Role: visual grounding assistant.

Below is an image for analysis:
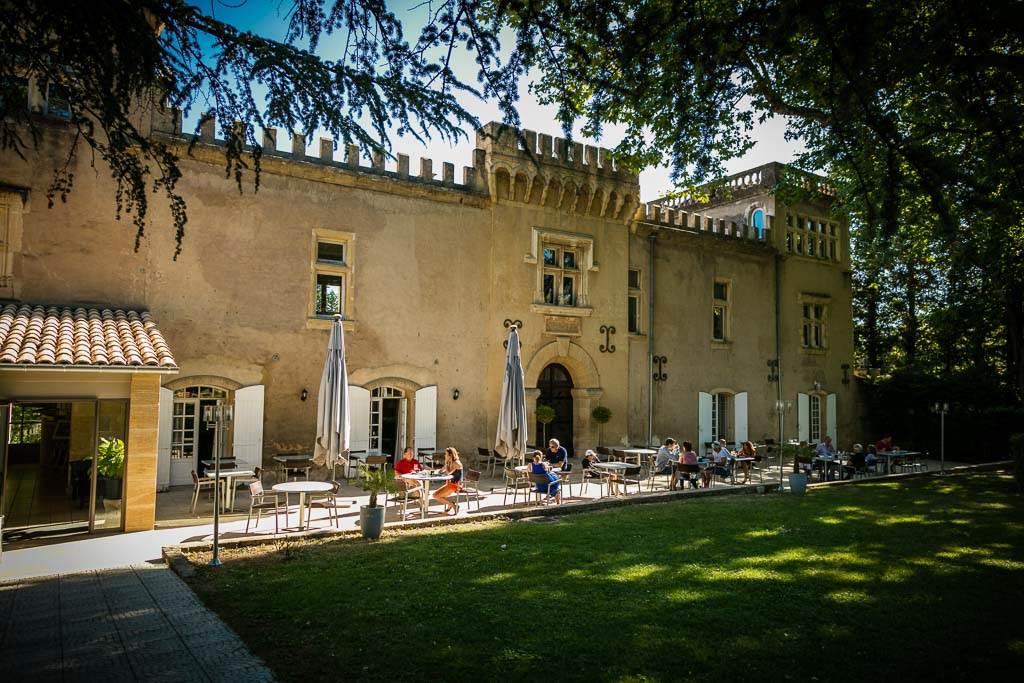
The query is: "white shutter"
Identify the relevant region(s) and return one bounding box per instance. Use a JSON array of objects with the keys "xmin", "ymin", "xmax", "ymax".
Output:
[
  {"xmin": 797, "ymin": 392, "xmax": 809, "ymax": 443},
  {"xmin": 157, "ymin": 387, "xmax": 173, "ymax": 491},
  {"xmin": 397, "ymin": 397, "xmax": 408, "ymax": 457},
  {"xmin": 734, "ymin": 392, "xmax": 748, "ymax": 444},
  {"xmin": 348, "ymin": 385, "xmax": 371, "ymax": 452},
  {"xmin": 826, "ymin": 393, "xmax": 837, "ymax": 445},
  {"xmin": 414, "ymin": 385, "xmax": 437, "ymax": 453},
  {"xmin": 232, "ymin": 385, "xmax": 265, "ymax": 471},
  {"xmin": 698, "ymin": 392, "xmax": 713, "ymax": 451}
]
